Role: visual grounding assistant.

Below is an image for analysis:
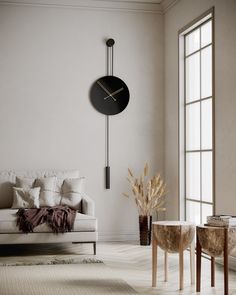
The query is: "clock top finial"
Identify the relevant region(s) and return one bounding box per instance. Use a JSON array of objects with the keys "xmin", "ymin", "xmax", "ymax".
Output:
[{"xmin": 106, "ymin": 38, "xmax": 115, "ymax": 47}]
